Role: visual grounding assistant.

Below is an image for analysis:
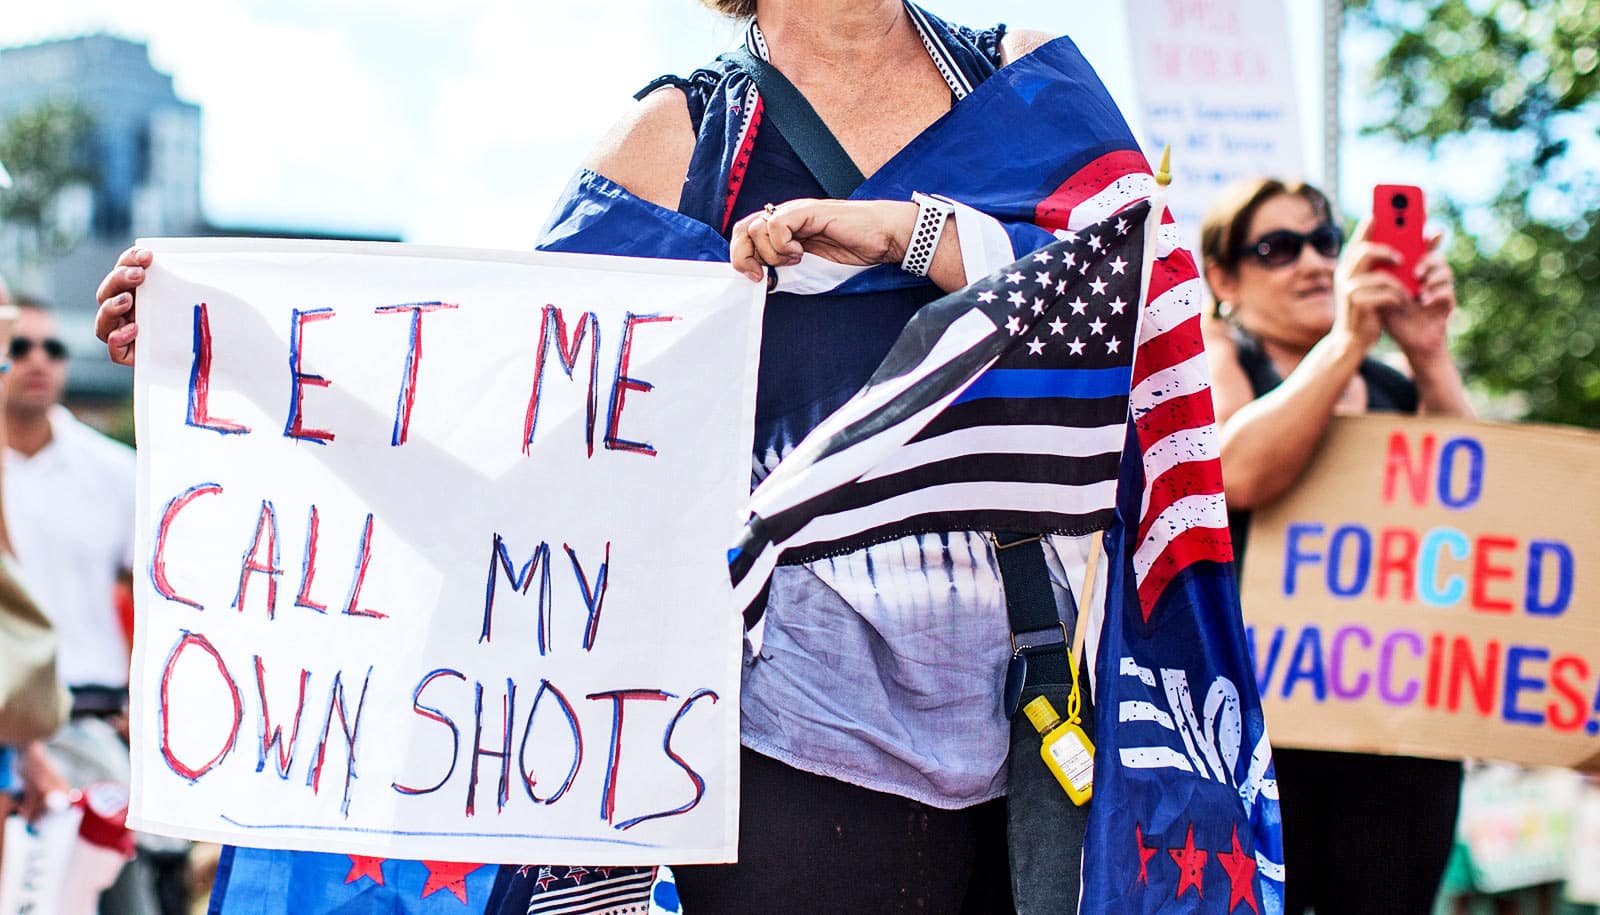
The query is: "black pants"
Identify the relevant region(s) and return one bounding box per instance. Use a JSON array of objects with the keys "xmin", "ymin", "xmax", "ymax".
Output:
[
  {"xmin": 1277, "ymin": 748, "xmax": 1462, "ymax": 914},
  {"xmin": 673, "ymin": 748, "xmax": 1012, "ymax": 914}
]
